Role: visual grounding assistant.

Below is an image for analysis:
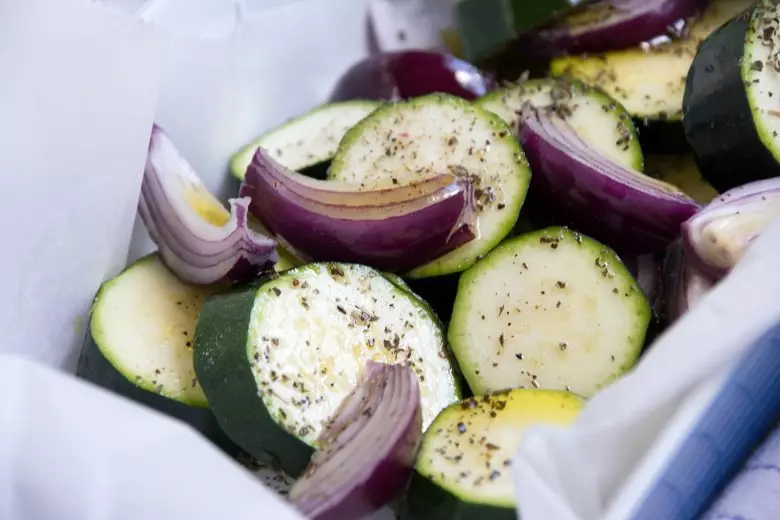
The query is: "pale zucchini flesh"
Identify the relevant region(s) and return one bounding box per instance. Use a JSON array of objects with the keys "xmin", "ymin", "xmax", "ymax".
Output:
[
  {"xmin": 549, "ymin": 0, "xmax": 755, "ymax": 120},
  {"xmin": 478, "ymin": 79, "xmax": 643, "ymax": 171},
  {"xmin": 412, "ymin": 389, "xmax": 582, "ymax": 510},
  {"xmin": 89, "ymin": 254, "xmax": 217, "ymax": 406},
  {"xmin": 230, "ymin": 100, "xmax": 381, "ymax": 180},
  {"xmin": 449, "ymin": 227, "xmax": 651, "ymax": 398},
  {"xmin": 745, "ymin": 1, "xmax": 780, "ymax": 165},
  {"xmin": 328, "ymin": 93, "xmax": 531, "ymax": 279},
  {"xmin": 248, "ymin": 263, "xmax": 460, "ymax": 445}
]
